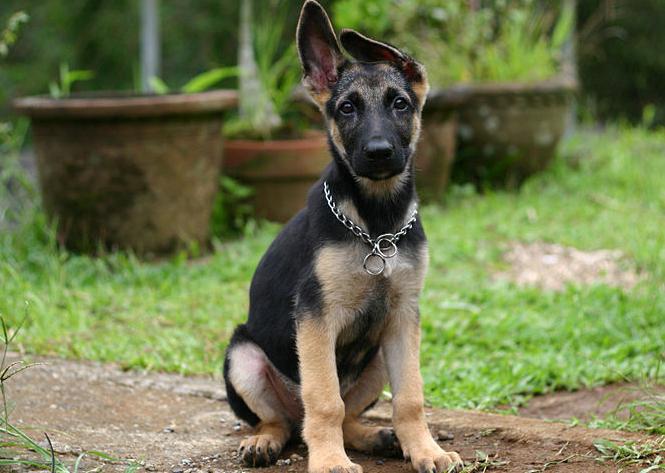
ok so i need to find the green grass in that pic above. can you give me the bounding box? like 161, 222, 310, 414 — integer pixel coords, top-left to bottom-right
0, 317, 139, 472
594, 436, 665, 471
590, 380, 665, 435
1, 126, 664, 411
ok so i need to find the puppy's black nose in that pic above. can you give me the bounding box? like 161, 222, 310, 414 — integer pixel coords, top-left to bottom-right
364, 139, 394, 160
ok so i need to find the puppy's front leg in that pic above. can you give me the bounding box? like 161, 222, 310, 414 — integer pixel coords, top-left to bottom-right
382, 307, 463, 473
297, 316, 362, 473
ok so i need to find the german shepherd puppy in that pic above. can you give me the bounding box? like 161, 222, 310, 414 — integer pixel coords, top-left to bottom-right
223, 2, 463, 472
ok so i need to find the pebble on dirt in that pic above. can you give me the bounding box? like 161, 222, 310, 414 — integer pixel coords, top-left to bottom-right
437, 430, 455, 441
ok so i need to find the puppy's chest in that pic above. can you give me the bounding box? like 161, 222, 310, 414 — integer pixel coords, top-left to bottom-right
314, 241, 425, 318
312, 241, 426, 388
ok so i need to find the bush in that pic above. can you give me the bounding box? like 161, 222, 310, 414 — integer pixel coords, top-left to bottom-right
0, 1, 337, 119
577, 0, 665, 126
0, 1, 243, 114
333, 0, 572, 86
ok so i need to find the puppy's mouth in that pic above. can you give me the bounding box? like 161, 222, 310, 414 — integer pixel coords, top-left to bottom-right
362, 169, 402, 181
352, 156, 406, 181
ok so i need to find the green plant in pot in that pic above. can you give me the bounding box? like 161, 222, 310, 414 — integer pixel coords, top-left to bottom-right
334, 0, 577, 190
12, 15, 237, 255
223, 0, 329, 223
1, 12, 32, 229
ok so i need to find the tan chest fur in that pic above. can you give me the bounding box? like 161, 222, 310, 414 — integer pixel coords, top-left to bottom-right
314, 238, 428, 335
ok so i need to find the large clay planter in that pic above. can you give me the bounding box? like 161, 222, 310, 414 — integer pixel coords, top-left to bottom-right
224, 131, 330, 223
13, 90, 237, 254
452, 79, 577, 187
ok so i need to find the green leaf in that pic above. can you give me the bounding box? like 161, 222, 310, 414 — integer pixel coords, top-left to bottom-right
593, 438, 618, 456
149, 76, 170, 95
124, 463, 141, 473
73, 452, 86, 473
181, 67, 239, 94
551, 3, 575, 50
66, 70, 95, 83
0, 11, 29, 58
48, 82, 61, 99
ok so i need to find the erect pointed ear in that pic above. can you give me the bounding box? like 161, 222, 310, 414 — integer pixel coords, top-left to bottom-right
340, 29, 429, 105
297, 1, 344, 105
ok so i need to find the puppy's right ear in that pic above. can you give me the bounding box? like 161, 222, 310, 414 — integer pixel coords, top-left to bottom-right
296, 0, 344, 105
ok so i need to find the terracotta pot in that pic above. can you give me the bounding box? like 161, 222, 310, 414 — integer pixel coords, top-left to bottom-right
224, 131, 330, 223
415, 89, 467, 202
451, 78, 577, 187
13, 90, 237, 254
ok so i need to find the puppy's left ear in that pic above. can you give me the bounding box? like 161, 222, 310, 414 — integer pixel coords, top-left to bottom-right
340, 29, 429, 106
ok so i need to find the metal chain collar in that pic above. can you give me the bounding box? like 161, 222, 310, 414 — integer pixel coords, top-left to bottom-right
323, 181, 418, 276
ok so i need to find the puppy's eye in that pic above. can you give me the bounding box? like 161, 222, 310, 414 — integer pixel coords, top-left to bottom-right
339, 101, 355, 115
393, 97, 409, 111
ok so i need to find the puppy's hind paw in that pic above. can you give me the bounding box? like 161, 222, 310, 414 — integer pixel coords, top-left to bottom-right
372, 428, 401, 457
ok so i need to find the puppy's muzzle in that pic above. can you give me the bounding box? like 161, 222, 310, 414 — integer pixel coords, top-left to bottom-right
364, 138, 394, 161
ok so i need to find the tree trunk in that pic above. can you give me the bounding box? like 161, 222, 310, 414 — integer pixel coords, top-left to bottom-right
140, 0, 160, 93
238, 0, 281, 135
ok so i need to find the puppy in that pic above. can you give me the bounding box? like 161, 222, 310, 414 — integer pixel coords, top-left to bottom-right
224, 2, 463, 472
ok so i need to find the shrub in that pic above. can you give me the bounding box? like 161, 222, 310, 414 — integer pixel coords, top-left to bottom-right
577, 0, 665, 126
333, 0, 572, 86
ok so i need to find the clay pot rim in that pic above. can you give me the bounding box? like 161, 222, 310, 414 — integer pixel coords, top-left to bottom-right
427, 77, 578, 108
12, 89, 238, 119
225, 130, 328, 151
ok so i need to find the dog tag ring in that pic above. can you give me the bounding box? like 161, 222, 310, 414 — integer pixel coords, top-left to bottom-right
362, 235, 398, 275
375, 234, 398, 258
363, 252, 386, 276
323, 181, 418, 276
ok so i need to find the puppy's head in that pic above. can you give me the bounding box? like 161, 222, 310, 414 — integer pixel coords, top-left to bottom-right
296, 0, 429, 183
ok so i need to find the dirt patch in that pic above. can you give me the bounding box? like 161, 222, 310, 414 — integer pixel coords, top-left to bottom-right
2, 354, 657, 472
495, 242, 642, 291
516, 383, 665, 423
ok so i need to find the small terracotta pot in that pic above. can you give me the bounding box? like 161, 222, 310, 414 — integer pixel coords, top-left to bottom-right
14, 90, 237, 254
224, 131, 330, 223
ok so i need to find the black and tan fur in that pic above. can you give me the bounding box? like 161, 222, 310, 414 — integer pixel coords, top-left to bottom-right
223, 2, 463, 472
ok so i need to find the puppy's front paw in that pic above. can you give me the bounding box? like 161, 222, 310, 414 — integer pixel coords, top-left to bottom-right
403, 442, 463, 473
238, 434, 283, 467
309, 454, 363, 473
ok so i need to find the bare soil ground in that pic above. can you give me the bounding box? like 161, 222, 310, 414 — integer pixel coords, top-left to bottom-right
494, 242, 642, 291
2, 355, 658, 473
517, 383, 665, 423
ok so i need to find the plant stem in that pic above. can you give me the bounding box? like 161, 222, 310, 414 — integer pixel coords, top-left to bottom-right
238, 0, 282, 135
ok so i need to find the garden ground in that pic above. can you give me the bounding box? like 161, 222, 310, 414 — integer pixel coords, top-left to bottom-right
1, 126, 665, 470
7, 353, 661, 472
2, 126, 664, 409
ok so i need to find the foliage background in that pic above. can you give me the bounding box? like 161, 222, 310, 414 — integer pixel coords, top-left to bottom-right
0, 0, 663, 121
0, 1, 327, 115
577, 0, 665, 126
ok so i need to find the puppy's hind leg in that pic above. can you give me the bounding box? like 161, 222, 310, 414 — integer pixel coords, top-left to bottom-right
224, 328, 299, 467
342, 353, 400, 457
